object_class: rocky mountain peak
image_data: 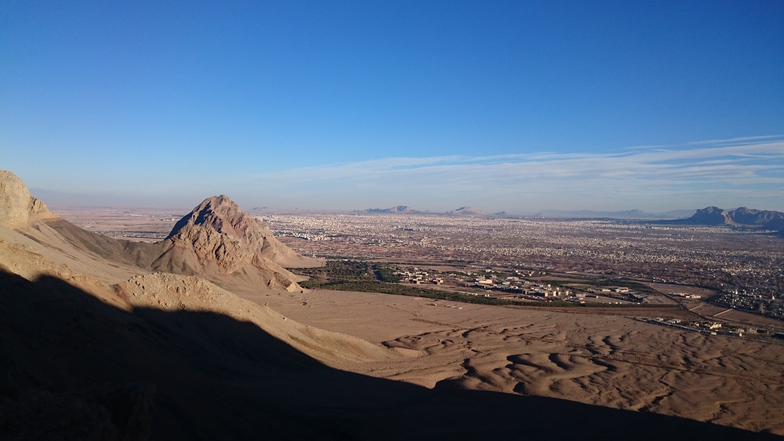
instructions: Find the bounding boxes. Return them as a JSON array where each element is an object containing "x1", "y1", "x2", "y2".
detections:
[
  {"x1": 688, "y1": 206, "x2": 734, "y2": 225},
  {"x1": 168, "y1": 195, "x2": 268, "y2": 240},
  {"x1": 158, "y1": 194, "x2": 310, "y2": 286},
  {"x1": 0, "y1": 170, "x2": 55, "y2": 227}
]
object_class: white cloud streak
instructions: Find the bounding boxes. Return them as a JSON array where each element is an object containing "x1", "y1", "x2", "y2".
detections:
[{"x1": 228, "y1": 136, "x2": 784, "y2": 212}]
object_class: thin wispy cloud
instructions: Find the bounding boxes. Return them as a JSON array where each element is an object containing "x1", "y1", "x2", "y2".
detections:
[{"x1": 223, "y1": 136, "x2": 784, "y2": 213}]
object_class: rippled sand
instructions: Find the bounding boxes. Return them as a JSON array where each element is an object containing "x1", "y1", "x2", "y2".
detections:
[{"x1": 253, "y1": 288, "x2": 784, "y2": 435}]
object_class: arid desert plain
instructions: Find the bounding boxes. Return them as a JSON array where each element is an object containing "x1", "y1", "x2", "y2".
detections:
[{"x1": 2, "y1": 170, "x2": 783, "y2": 440}]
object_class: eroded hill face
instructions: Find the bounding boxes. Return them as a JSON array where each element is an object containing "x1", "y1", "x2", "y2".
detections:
[
  {"x1": 153, "y1": 195, "x2": 319, "y2": 291},
  {"x1": 115, "y1": 272, "x2": 403, "y2": 366},
  {"x1": 0, "y1": 170, "x2": 56, "y2": 227},
  {"x1": 164, "y1": 195, "x2": 289, "y2": 272},
  {"x1": 163, "y1": 196, "x2": 260, "y2": 273}
]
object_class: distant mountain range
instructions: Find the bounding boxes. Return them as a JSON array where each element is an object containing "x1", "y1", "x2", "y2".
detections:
[
  {"x1": 669, "y1": 206, "x2": 784, "y2": 229},
  {"x1": 362, "y1": 206, "x2": 491, "y2": 216},
  {"x1": 533, "y1": 209, "x2": 695, "y2": 220}
]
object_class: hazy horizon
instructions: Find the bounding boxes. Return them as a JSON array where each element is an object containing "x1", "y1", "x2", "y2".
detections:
[
  {"x1": 23, "y1": 184, "x2": 752, "y2": 219},
  {"x1": 3, "y1": 2, "x2": 783, "y2": 213}
]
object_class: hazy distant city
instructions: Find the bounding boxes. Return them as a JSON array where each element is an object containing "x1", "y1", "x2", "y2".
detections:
[{"x1": 267, "y1": 213, "x2": 784, "y2": 317}]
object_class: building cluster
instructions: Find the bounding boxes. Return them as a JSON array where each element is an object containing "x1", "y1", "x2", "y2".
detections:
[
  {"x1": 392, "y1": 267, "x2": 640, "y2": 305},
  {"x1": 261, "y1": 213, "x2": 782, "y2": 317},
  {"x1": 473, "y1": 276, "x2": 573, "y2": 298},
  {"x1": 710, "y1": 291, "x2": 784, "y2": 320},
  {"x1": 642, "y1": 317, "x2": 762, "y2": 338},
  {"x1": 396, "y1": 268, "x2": 443, "y2": 285}
]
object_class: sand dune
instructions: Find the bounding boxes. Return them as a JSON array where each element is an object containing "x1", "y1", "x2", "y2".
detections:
[{"x1": 260, "y1": 288, "x2": 784, "y2": 435}]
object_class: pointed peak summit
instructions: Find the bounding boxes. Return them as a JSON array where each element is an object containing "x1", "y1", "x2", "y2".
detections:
[
  {"x1": 201, "y1": 194, "x2": 234, "y2": 208},
  {"x1": 160, "y1": 193, "x2": 313, "y2": 278},
  {"x1": 192, "y1": 194, "x2": 241, "y2": 218},
  {"x1": 166, "y1": 195, "x2": 250, "y2": 240}
]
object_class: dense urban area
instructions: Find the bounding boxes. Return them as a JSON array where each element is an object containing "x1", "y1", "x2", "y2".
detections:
[{"x1": 261, "y1": 213, "x2": 784, "y2": 323}]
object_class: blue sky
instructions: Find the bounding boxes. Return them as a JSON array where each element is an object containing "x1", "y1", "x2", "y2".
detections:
[{"x1": 2, "y1": 1, "x2": 783, "y2": 213}]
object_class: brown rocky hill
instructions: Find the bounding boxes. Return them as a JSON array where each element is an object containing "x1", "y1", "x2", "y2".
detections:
[
  {"x1": 0, "y1": 170, "x2": 57, "y2": 226},
  {"x1": 152, "y1": 194, "x2": 320, "y2": 291},
  {"x1": 0, "y1": 170, "x2": 319, "y2": 291}
]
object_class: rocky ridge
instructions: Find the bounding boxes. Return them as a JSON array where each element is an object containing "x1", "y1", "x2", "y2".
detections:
[
  {"x1": 675, "y1": 206, "x2": 784, "y2": 228},
  {"x1": 0, "y1": 170, "x2": 56, "y2": 227}
]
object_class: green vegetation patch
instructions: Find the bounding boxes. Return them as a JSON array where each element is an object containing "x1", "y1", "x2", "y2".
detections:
[
  {"x1": 373, "y1": 263, "x2": 401, "y2": 283},
  {"x1": 316, "y1": 280, "x2": 517, "y2": 306},
  {"x1": 299, "y1": 260, "x2": 513, "y2": 305},
  {"x1": 298, "y1": 260, "x2": 681, "y2": 309}
]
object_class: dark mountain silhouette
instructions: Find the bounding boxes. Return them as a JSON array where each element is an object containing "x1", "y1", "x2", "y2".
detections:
[
  {"x1": 672, "y1": 206, "x2": 784, "y2": 227},
  {"x1": 1, "y1": 269, "x2": 778, "y2": 440},
  {"x1": 732, "y1": 207, "x2": 784, "y2": 226},
  {"x1": 763, "y1": 218, "x2": 784, "y2": 232},
  {"x1": 676, "y1": 206, "x2": 735, "y2": 225}
]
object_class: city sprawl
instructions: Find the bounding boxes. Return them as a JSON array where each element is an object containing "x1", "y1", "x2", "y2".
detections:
[{"x1": 263, "y1": 213, "x2": 784, "y2": 320}]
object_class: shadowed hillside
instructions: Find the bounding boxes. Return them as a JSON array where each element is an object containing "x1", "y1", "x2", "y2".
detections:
[{"x1": 2, "y1": 269, "x2": 780, "y2": 441}]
